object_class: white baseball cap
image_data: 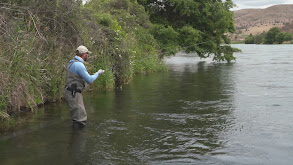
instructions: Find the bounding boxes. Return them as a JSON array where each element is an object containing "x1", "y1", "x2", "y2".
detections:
[{"x1": 76, "y1": 45, "x2": 92, "y2": 54}]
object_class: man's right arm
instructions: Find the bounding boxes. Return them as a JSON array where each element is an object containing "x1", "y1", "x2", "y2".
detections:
[{"x1": 75, "y1": 62, "x2": 99, "y2": 84}]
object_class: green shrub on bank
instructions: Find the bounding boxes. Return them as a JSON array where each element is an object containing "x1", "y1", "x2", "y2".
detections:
[
  {"x1": 245, "y1": 34, "x2": 255, "y2": 44},
  {"x1": 85, "y1": 0, "x2": 166, "y2": 87},
  {"x1": 245, "y1": 27, "x2": 293, "y2": 44},
  {"x1": 131, "y1": 27, "x2": 167, "y2": 72}
]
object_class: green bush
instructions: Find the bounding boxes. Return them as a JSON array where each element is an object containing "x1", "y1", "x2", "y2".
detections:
[
  {"x1": 99, "y1": 13, "x2": 113, "y2": 27},
  {"x1": 245, "y1": 34, "x2": 255, "y2": 44},
  {"x1": 265, "y1": 27, "x2": 281, "y2": 44},
  {"x1": 276, "y1": 33, "x2": 286, "y2": 44},
  {"x1": 284, "y1": 33, "x2": 293, "y2": 41}
]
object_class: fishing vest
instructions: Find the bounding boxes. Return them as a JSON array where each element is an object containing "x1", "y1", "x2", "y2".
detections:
[{"x1": 65, "y1": 60, "x2": 86, "y2": 92}]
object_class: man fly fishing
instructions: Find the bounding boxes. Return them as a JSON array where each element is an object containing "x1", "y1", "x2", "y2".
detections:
[{"x1": 64, "y1": 45, "x2": 105, "y2": 129}]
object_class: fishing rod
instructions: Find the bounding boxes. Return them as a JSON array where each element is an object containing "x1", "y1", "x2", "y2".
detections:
[{"x1": 103, "y1": 40, "x2": 213, "y2": 72}]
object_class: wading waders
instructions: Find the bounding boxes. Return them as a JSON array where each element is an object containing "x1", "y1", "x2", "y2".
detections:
[{"x1": 64, "y1": 60, "x2": 87, "y2": 128}]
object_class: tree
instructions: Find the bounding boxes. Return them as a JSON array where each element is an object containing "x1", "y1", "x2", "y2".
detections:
[
  {"x1": 245, "y1": 34, "x2": 255, "y2": 44},
  {"x1": 265, "y1": 27, "x2": 281, "y2": 44},
  {"x1": 150, "y1": 24, "x2": 180, "y2": 55},
  {"x1": 284, "y1": 32, "x2": 293, "y2": 41},
  {"x1": 276, "y1": 32, "x2": 285, "y2": 44},
  {"x1": 137, "y1": 0, "x2": 240, "y2": 62},
  {"x1": 254, "y1": 31, "x2": 266, "y2": 44}
]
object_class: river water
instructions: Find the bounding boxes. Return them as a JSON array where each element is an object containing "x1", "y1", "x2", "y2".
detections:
[{"x1": 1, "y1": 44, "x2": 293, "y2": 165}]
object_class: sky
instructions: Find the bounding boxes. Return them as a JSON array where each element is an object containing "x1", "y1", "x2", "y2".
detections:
[{"x1": 232, "y1": 0, "x2": 293, "y2": 10}]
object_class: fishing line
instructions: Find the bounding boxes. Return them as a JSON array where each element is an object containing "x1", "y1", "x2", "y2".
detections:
[{"x1": 104, "y1": 40, "x2": 213, "y2": 72}]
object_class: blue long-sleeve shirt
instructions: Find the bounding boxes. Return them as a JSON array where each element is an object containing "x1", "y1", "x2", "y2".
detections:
[{"x1": 67, "y1": 56, "x2": 99, "y2": 84}]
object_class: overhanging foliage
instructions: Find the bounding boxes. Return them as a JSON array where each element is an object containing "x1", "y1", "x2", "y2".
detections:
[{"x1": 137, "y1": 0, "x2": 241, "y2": 62}]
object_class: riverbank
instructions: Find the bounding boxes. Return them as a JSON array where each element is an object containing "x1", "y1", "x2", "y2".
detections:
[{"x1": 0, "y1": 1, "x2": 166, "y2": 119}]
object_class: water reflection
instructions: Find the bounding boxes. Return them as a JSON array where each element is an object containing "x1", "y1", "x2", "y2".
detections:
[{"x1": 69, "y1": 129, "x2": 87, "y2": 164}]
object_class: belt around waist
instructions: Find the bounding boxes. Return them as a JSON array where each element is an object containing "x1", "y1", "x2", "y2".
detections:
[{"x1": 66, "y1": 87, "x2": 82, "y2": 93}]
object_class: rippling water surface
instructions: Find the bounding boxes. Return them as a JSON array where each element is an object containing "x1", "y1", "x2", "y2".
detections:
[{"x1": 1, "y1": 44, "x2": 293, "y2": 165}]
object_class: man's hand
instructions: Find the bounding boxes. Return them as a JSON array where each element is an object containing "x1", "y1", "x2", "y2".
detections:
[{"x1": 97, "y1": 69, "x2": 105, "y2": 75}]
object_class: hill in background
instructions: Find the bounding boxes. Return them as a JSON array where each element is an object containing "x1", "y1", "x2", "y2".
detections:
[{"x1": 230, "y1": 4, "x2": 293, "y2": 42}]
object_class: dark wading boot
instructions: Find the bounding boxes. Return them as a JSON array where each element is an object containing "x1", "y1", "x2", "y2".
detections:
[{"x1": 72, "y1": 122, "x2": 85, "y2": 130}]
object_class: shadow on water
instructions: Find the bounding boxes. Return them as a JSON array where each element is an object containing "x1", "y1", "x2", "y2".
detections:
[{"x1": 0, "y1": 54, "x2": 238, "y2": 164}]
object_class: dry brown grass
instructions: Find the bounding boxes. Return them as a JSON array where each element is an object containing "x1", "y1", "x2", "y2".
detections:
[
  {"x1": 0, "y1": 1, "x2": 80, "y2": 115},
  {"x1": 233, "y1": 4, "x2": 293, "y2": 36},
  {"x1": 281, "y1": 22, "x2": 293, "y2": 33}
]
